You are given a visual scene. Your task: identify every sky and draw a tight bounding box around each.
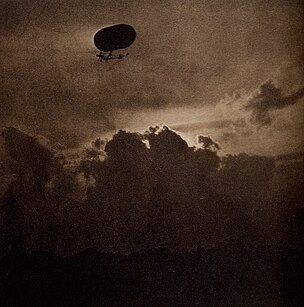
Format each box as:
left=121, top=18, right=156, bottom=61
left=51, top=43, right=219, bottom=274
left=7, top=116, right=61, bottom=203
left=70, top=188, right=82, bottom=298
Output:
left=1, top=0, right=303, bottom=155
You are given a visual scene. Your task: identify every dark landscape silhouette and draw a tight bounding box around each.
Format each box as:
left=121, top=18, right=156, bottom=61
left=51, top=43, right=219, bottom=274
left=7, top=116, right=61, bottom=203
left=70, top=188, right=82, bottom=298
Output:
left=0, top=126, right=303, bottom=306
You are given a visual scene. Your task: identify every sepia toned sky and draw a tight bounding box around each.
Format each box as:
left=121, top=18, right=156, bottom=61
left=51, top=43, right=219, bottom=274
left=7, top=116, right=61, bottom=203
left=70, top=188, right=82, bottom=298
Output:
left=1, top=0, right=303, bottom=154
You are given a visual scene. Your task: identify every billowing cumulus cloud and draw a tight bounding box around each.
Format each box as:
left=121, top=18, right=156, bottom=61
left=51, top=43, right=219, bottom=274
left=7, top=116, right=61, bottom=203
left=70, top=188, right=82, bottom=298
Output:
left=2, top=125, right=302, bottom=255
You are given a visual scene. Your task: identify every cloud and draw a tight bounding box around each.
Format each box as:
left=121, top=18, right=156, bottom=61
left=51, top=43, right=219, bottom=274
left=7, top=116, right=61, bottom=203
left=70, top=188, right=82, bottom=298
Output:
left=77, top=126, right=265, bottom=252
left=167, top=75, right=304, bottom=155
left=244, top=80, right=304, bottom=125
left=197, top=135, right=220, bottom=151
left=215, top=79, right=304, bottom=127
left=1, top=0, right=303, bottom=148
left=2, top=125, right=303, bottom=254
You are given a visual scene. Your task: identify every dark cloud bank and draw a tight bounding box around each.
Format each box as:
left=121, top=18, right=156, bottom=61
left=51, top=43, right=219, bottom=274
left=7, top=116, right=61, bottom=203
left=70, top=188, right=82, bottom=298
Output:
left=0, top=126, right=303, bottom=305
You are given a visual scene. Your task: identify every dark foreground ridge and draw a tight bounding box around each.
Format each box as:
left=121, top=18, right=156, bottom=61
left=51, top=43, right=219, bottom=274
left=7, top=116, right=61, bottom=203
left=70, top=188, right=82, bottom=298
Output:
left=0, top=245, right=303, bottom=307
